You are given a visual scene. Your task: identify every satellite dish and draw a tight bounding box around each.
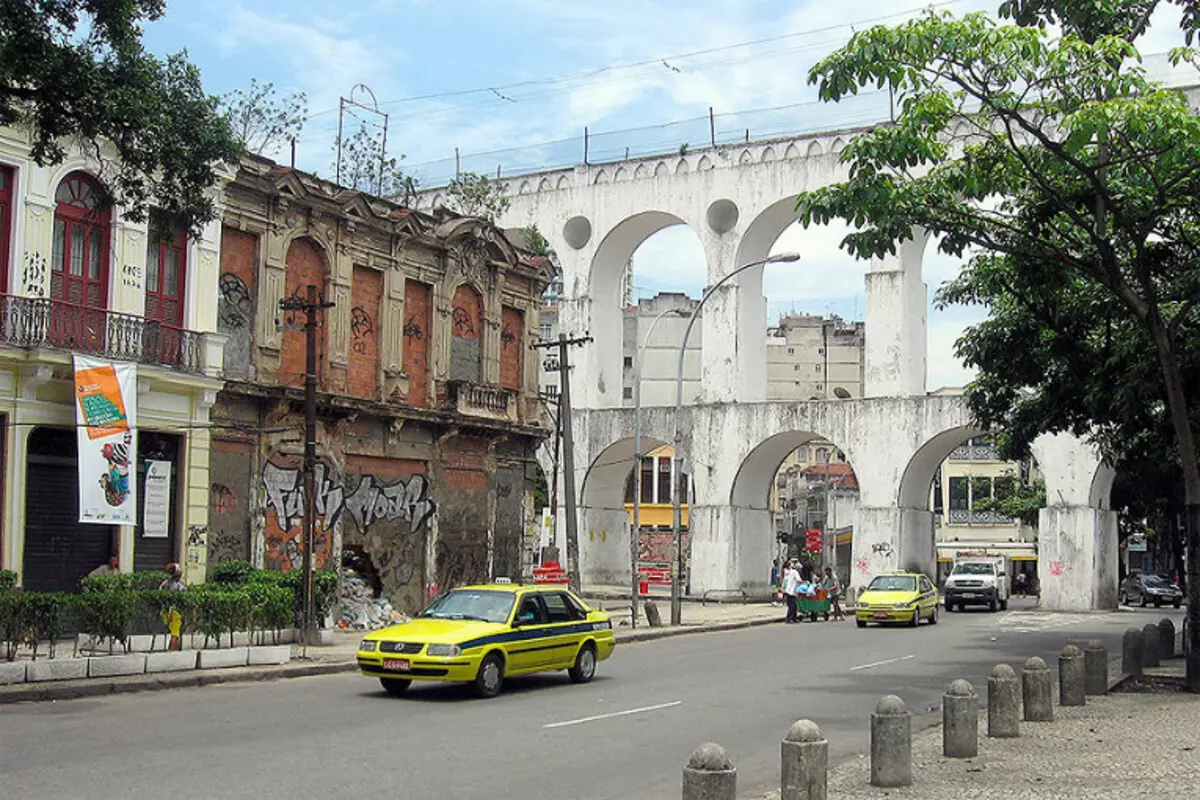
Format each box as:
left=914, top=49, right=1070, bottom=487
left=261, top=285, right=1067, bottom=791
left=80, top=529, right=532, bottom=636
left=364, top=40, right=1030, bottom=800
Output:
left=833, top=387, right=851, bottom=399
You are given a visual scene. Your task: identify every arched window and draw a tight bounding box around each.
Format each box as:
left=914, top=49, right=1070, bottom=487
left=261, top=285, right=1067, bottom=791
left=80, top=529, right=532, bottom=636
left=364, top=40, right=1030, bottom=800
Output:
left=450, top=284, right=483, bottom=382
left=51, top=172, right=110, bottom=349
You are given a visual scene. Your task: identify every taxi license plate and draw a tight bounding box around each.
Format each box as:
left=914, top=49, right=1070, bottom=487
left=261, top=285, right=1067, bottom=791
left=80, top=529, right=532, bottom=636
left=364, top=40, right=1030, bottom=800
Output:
left=872, top=611, right=889, bottom=619
left=383, top=659, right=410, bottom=671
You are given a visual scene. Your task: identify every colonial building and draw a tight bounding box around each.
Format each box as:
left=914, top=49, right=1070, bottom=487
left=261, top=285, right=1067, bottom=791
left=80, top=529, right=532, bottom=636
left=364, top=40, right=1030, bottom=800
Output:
left=0, top=129, right=225, bottom=589
left=208, top=155, right=551, bottom=614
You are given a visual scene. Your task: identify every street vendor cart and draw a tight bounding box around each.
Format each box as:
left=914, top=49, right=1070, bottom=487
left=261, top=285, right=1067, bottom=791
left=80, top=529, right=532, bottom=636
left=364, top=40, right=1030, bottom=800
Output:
left=795, top=587, right=831, bottom=622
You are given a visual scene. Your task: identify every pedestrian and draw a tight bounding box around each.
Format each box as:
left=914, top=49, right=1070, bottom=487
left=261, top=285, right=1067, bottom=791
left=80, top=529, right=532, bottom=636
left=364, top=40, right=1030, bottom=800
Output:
left=159, top=563, right=186, bottom=651
left=782, top=560, right=801, bottom=624
left=821, top=567, right=845, bottom=621
left=88, top=554, right=120, bottom=578
left=770, top=559, right=781, bottom=607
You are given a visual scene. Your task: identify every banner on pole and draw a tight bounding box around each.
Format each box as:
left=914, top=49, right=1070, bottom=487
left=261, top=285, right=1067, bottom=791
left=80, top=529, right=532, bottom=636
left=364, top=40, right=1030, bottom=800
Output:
left=73, top=355, right=137, bottom=525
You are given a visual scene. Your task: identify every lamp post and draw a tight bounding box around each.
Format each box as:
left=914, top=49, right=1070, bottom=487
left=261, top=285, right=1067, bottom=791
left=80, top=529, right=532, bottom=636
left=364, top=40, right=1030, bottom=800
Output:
left=669, top=252, right=801, bottom=625
left=631, top=306, right=688, bottom=628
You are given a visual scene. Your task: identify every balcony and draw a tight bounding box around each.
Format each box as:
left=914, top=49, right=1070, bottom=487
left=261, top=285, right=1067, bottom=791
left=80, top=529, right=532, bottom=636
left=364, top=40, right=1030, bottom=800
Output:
left=948, top=444, right=1000, bottom=461
left=445, top=379, right=518, bottom=422
left=948, top=508, right=1014, bottom=526
left=0, top=294, right=202, bottom=373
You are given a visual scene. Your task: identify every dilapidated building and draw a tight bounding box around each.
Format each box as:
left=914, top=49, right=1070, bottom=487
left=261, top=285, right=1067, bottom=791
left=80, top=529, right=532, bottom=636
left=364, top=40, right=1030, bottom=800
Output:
left=205, top=155, right=551, bottom=614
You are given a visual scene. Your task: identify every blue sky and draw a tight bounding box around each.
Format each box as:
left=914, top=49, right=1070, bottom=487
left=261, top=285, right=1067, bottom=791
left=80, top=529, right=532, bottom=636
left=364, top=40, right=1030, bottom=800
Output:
left=143, top=0, right=1195, bottom=390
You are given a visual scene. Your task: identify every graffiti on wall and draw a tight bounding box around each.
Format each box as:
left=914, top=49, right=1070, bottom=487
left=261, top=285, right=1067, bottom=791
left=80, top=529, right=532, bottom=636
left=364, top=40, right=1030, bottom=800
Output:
left=261, top=458, right=438, bottom=573
left=350, top=306, right=374, bottom=354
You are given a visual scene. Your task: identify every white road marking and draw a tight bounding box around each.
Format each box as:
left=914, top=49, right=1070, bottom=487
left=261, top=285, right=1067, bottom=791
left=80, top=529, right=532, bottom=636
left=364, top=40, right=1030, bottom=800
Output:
left=543, top=700, right=683, bottom=729
left=849, top=654, right=915, bottom=672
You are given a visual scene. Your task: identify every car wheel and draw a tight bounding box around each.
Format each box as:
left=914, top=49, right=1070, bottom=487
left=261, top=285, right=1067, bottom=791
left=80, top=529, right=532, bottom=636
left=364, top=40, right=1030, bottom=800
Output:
left=1175, top=600, right=1182, bottom=609
left=945, top=601, right=954, bottom=612
left=568, top=644, right=597, bottom=684
left=1155, top=599, right=1163, bottom=608
left=989, top=597, right=998, bottom=612
left=379, top=677, right=411, bottom=697
left=473, top=653, right=505, bottom=699
left=1141, top=594, right=1149, bottom=608
left=909, top=608, right=920, bottom=628
left=856, top=619, right=867, bottom=628
left=928, top=604, right=938, bottom=625
left=1000, top=599, right=1008, bottom=611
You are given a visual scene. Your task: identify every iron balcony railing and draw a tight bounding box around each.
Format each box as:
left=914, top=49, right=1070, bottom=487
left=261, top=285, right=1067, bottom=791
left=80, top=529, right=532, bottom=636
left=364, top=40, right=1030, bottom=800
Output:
left=0, top=294, right=202, bottom=373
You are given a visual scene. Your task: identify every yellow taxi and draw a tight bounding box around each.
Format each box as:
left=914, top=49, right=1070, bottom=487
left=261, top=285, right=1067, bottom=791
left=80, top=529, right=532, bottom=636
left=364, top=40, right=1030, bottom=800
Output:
left=855, top=572, right=939, bottom=628
left=356, top=583, right=616, bottom=698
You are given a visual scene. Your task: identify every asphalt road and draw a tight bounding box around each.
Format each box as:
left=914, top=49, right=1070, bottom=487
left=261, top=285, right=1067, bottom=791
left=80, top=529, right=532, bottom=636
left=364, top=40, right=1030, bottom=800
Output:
left=0, top=601, right=1181, bottom=800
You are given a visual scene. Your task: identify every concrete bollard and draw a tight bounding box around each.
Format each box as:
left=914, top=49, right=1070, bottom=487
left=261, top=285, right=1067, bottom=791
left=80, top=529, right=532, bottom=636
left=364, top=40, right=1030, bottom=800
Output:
left=644, top=599, right=663, bottom=628
left=1022, top=656, right=1053, bottom=722
left=870, top=695, right=912, bottom=788
left=1083, top=640, right=1108, bottom=695
left=682, top=743, right=736, bottom=800
left=987, top=664, right=1021, bottom=738
left=943, top=679, right=978, bottom=758
left=781, top=719, right=827, bottom=800
left=1142, top=623, right=1161, bottom=668
left=1059, top=644, right=1085, bottom=706
left=1159, top=618, right=1176, bottom=659
left=1122, top=628, right=1144, bottom=676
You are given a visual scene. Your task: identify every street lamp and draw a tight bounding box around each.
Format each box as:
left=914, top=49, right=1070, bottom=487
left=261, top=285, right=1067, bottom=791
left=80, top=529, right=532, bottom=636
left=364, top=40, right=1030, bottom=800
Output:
left=669, top=251, right=801, bottom=625
left=631, top=306, right=688, bottom=628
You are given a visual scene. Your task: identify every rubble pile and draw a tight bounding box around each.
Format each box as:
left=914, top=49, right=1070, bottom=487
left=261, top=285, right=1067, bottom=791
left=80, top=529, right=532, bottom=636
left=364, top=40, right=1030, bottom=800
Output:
left=337, top=567, right=405, bottom=630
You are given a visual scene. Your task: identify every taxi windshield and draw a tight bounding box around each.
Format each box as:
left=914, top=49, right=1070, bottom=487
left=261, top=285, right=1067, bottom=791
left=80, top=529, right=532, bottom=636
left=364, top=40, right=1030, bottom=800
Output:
left=421, top=590, right=515, bottom=623
left=867, top=576, right=917, bottom=592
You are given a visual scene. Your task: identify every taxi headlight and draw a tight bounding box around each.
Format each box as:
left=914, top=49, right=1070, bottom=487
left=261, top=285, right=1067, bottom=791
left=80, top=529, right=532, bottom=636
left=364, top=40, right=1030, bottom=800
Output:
left=893, top=602, right=912, bottom=609
left=426, top=644, right=461, bottom=657
left=359, top=639, right=377, bottom=652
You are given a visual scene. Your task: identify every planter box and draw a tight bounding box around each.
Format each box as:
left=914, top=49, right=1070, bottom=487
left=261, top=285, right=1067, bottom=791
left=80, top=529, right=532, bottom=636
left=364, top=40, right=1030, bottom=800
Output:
left=197, top=647, right=248, bottom=670
left=27, top=658, right=88, bottom=682
left=88, top=653, right=147, bottom=678
left=145, top=650, right=198, bottom=673
left=247, top=645, right=291, bottom=666
left=0, top=661, right=27, bottom=685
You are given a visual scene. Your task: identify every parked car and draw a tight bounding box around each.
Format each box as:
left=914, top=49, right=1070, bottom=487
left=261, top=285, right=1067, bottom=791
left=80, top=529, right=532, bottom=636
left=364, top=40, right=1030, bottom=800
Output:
left=1119, top=573, right=1183, bottom=608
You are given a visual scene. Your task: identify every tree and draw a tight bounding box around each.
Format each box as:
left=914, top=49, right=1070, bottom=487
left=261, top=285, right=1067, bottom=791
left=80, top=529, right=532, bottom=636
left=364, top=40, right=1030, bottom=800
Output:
left=445, top=171, right=510, bottom=221
left=972, top=470, right=1047, bottom=529
left=331, top=122, right=418, bottom=203
left=220, top=78, right=307, bottom=158
left=794, top=3, right=1200, bottom=686
left=0, top=0, right=240, bottom=232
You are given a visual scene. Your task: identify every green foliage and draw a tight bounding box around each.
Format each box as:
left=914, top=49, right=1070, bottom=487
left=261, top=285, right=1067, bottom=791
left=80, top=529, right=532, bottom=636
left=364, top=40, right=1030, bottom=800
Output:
left=0, top=570, right=16, bottom=592
left=445, top=171, right=510, bottom=221
left=972, top=471, right=1047, bottom=528
left=73, top=589, right=136, bottom=654
left=219, top=78, right=307, bottom=158
left=332, top=122, right=418, bottom=202
left=212, top=559, right=257, bottom=585
left=522, top=224, right=553, bottom=258
left=0, top=0, right=241, bottom=234
left=0, top=589, right=23, bottom=661
left=21, top=593, right=67, bottom=660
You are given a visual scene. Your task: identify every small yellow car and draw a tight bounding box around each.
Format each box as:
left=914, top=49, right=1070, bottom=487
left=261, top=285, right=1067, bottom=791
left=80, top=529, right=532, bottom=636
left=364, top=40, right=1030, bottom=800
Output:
left=855, top=572, right=939, bottom=628
left=357, top=583, right=616, bottom=698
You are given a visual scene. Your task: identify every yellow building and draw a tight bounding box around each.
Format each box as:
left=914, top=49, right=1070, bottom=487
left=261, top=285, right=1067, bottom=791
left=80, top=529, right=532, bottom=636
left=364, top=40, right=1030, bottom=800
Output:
left=623, top=444, right=690, bottom=528
left=0, top=129, right=225, bottom=589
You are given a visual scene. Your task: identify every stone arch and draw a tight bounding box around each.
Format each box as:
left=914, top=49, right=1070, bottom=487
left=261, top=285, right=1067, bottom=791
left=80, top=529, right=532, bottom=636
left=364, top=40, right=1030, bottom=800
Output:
left=431, top=193, right=444, bottom=209
left=730, top=429, right=851, bottom=509
left=634, top=163, right=650, bottom=178
left=897, top=425, right=985, bottom=510
left=675, top=158, right=690, bottom=174
left=805, top=140, right=823, bottom=158
left=556, top=175, right=570, bottom=190
left=785, top=143, right=802, bottom=159
left=518, top=180, right=532, bottom=195
left=1089, top=462, right=1116, bottom=510
left=697, top=155, right=714, bottom=171
left=831, top=137, right=846, bottom=155
left=594, top=169, right=609, bottom=184
left=654, top=161, right=670, bottom=177
left=738, top=149, right=753, bottom=165
left=538, top=177, right=552, bottom=191
left=614, top=166, right=629, bottom=182
left=760, top=147, right=777, bottom=162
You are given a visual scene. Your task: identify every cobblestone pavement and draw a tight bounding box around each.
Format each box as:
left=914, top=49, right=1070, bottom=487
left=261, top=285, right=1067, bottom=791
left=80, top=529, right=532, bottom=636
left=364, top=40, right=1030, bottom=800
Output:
left=756, top=690, right=1200, bottom=799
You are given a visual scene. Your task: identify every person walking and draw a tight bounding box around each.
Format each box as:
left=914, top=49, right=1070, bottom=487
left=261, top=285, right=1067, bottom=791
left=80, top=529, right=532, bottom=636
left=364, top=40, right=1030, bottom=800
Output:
left=781, top=560, right=801, bottom=624
left=821, top=566, right=845, bottom=622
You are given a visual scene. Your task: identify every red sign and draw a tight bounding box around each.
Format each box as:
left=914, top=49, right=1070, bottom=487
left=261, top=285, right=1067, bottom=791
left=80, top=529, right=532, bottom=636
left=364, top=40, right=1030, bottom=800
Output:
left=532, top=561, right=569, bottom=585
left=638, top=566, right=672, bottom=587
left=805, top=529, right=824, bottom=553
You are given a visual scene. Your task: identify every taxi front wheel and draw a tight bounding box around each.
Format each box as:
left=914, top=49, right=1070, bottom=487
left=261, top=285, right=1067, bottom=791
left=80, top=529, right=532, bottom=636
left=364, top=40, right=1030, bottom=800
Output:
left=568, top=644, right=597, bottom=684
left=474, top=653, right=505, bottom=698
left=380, top=677, right=411, bottom=697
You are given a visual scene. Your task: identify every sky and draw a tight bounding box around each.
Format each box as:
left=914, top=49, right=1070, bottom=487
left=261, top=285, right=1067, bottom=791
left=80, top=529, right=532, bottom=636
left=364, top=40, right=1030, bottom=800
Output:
left=143, top=0, right=1197, bottom=391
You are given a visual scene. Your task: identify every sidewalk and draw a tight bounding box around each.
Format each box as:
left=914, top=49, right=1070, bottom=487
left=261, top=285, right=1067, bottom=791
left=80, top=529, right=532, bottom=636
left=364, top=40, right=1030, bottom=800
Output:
left=755, top=662, right=1199, bottom=799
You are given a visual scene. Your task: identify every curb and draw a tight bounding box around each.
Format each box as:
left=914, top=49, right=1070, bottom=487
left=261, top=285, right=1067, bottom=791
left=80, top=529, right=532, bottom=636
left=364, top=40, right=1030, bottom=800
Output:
left=0, top=660, right=357, bottom=705
left=617, top=615, right=783, bottom=643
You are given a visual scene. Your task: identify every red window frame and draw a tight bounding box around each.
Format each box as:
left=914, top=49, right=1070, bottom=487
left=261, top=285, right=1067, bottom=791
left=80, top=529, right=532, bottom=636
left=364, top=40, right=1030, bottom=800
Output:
left=0, top=166, right=13, bottom=295
left=145, top=222, right=187, bottom=327
left=50, top=172, right=111, bottom=350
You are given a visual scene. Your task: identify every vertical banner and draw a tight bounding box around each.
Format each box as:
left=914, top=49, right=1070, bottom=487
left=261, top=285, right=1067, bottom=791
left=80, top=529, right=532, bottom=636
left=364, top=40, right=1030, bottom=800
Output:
left=143, top=459, right=172, bottom=537
left=73, top=355, right=138, bottom=524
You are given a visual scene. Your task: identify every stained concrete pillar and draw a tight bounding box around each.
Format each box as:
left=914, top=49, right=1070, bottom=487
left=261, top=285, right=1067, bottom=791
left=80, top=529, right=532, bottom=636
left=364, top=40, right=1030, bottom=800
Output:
left=699, top=227, right=764, bottom=404
left=863, top=232, right=927, bottom=398
left=852, top=506, right=935, bottom=592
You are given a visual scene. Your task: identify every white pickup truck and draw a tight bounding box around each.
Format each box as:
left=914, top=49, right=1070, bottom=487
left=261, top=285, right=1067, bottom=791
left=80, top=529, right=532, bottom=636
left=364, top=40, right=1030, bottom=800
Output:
left=943, top=557, right=1010, bottom=612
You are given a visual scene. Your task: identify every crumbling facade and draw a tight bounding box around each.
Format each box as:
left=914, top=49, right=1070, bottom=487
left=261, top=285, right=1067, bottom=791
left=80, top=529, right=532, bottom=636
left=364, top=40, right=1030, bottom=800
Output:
left=208, top=155, right=551, bottom=614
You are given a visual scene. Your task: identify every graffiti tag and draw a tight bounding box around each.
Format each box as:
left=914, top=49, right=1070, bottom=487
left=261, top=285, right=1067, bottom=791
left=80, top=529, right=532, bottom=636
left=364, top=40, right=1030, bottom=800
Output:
left=870, top=542, right=894, bottom=557
left=262, top=461, right=436, bottom=535
left=262, top=461, right=345, bottom=531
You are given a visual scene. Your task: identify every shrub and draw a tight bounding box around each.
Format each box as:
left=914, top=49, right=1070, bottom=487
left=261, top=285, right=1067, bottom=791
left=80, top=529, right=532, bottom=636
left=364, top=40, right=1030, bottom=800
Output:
left=22, top=592, right=67, bottom=660
left=73, top=589, right=136, bottom=654
left=0, top=569, right=17, bottom=592
left=0, top=590, right=24, bottom=661
left=212, top=560, right=257, bottom=585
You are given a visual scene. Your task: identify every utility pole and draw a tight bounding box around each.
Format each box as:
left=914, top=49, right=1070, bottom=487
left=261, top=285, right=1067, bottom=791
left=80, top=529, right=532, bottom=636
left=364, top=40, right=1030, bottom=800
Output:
left=532, top=333, right=591, bottom=593
left=279, top=285, right=335, bottom=653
